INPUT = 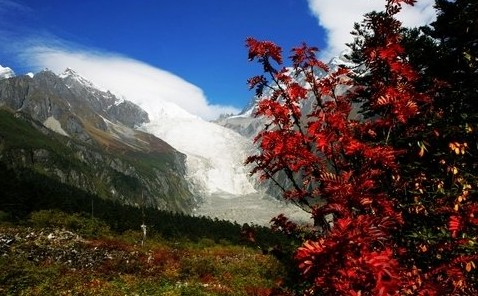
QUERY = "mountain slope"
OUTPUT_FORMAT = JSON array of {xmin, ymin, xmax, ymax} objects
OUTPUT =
[{"xmin": 0, "ymin": 71, "xmax": 195, "ymax": 212}]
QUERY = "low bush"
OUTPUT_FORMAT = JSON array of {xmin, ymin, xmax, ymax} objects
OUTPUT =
[{"xmin": 29, "ymin": 209, "xmax": 111, "ymax": 237}]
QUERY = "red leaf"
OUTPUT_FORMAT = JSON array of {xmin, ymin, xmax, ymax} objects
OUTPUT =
[
  {"xmin": 448, "ymin": 215, "xmax": 462, "ymax": 238},
  {"xmin": 246, "ymin": 37, "xmax": 283, "ymax": 64}
]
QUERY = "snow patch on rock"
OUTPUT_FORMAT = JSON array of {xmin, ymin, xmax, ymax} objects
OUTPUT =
[{"xmin": 43, "ymin": 116, "xmax": 69, "ymax": 137}]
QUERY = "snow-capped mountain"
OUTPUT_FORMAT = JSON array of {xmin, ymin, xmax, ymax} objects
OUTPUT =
[
  {"xmin": 60, "ymin": 67, "xmax": 309, "ymax": 224},
  {"xmin": 0, "ymin": 65, "xmax": 15, "ymax": 79},
  {"xmin": 0, "ymin": 64, "xmax": 310, "ymax": 225}
]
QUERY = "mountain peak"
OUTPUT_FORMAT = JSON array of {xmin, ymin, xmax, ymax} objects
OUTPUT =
[
  {"xmin": 59, "ymin": 67, "xmax": 98, "ymax": 90},
  {"xmin": 327, "ymin": 49, "xmax": 356, "ymax": 69},
  {"xmin": 60, "ymin": 67, "xmax": 77, "ymax": 77}
]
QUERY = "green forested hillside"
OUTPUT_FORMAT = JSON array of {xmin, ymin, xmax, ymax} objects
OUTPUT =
[{"xmin": 0, "ymin": 109, "xmax": 195, "ymax": 212}]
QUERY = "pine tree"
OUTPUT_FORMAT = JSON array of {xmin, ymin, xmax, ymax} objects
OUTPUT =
[{"xmin": 397, "ymin": 0, "xmax": 478, "ymax": 293}]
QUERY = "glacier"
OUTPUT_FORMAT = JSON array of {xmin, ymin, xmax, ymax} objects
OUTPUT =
[
  {"xmin": 135, "ymin": 96, "xmax": 309, "ymax": 225},
  {"xmin": 141, "ymin": 107, "xmax": 257, "ymax": 197}
]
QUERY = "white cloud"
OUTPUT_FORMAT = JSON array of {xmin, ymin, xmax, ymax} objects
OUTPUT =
[
  {"xmin": 21, "ymin": 45, "xmax": 240, "ymax": 121},
  {"xmin": 307, "ymin": 0, "xmax": 437, "ymax": 60}
]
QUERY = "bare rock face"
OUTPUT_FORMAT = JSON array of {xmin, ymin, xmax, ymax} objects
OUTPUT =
[{"xmin": 0, "ymin": 69, "xmax": 149, "ymax": 138}]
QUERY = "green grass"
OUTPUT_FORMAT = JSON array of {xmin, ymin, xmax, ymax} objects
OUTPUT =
[{"xmin": 0, "ymin": 110, "xmax": 63, "ymax": 150}]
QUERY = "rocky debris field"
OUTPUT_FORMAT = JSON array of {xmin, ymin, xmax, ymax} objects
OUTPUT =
[{"xmin": 0, "ymin": 226, "xmax": 142, "ymax": 272}]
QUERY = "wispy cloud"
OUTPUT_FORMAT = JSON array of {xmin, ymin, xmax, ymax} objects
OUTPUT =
[
  {"xmin": 0, "ymin": 0, "xmax": 239, "ymax": 120},
  {"xmin": 0, "ymin": 0, "xmax": 31, "ymax": 40},
  {"xmin": 307, "ymin": 0, "xmax": 436, "ymax": 59},
  {"xmin": 0, "ymin": 0, "xmax": 30, "ymax": 14},
  {"xmin": 15, "ymin": 41, "xmax": 240, "ymax": 120}
]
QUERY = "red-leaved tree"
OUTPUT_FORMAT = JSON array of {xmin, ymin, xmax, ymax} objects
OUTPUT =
[{"xmin": 246, "ymin": 0, "xmax": 477, "ymax": 295}]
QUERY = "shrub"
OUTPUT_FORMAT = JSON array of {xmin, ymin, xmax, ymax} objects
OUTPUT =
[{"xmin": 29, "ymin": 209, "xmax": 110, "ymax": 236}]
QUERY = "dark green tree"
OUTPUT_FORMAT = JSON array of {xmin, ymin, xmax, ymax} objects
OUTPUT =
[{"xmin": 348, "ymin": 0, "xmax": 478, "ymax": 293}]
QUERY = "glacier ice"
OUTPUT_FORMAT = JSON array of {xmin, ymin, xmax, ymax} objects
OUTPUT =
[
  {"xmin": 142, "ymin": 108, "xmax": 257, "ymax": 197},
  {"xmin": 193, "ymin": 193, "xmax": 311, "ymax": 226},
  {"xmin": 138, "ymin": 100, "xmax": 311, "ymax": 226}
]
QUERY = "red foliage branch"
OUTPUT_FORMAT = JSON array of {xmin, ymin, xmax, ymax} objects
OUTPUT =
[{"xmin": 246, "ymin": 0, "xmax": 477, "ymax": 295}]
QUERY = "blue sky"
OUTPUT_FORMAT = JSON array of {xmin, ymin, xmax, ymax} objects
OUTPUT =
[{"xmin": 0, "ymin": 0, "xmax": 436, "ymax": 119}]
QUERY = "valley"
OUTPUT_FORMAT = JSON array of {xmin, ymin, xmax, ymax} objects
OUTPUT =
[{"xmin": 0, "ymin": 65, "xmax": 311, "ymax": 227}]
